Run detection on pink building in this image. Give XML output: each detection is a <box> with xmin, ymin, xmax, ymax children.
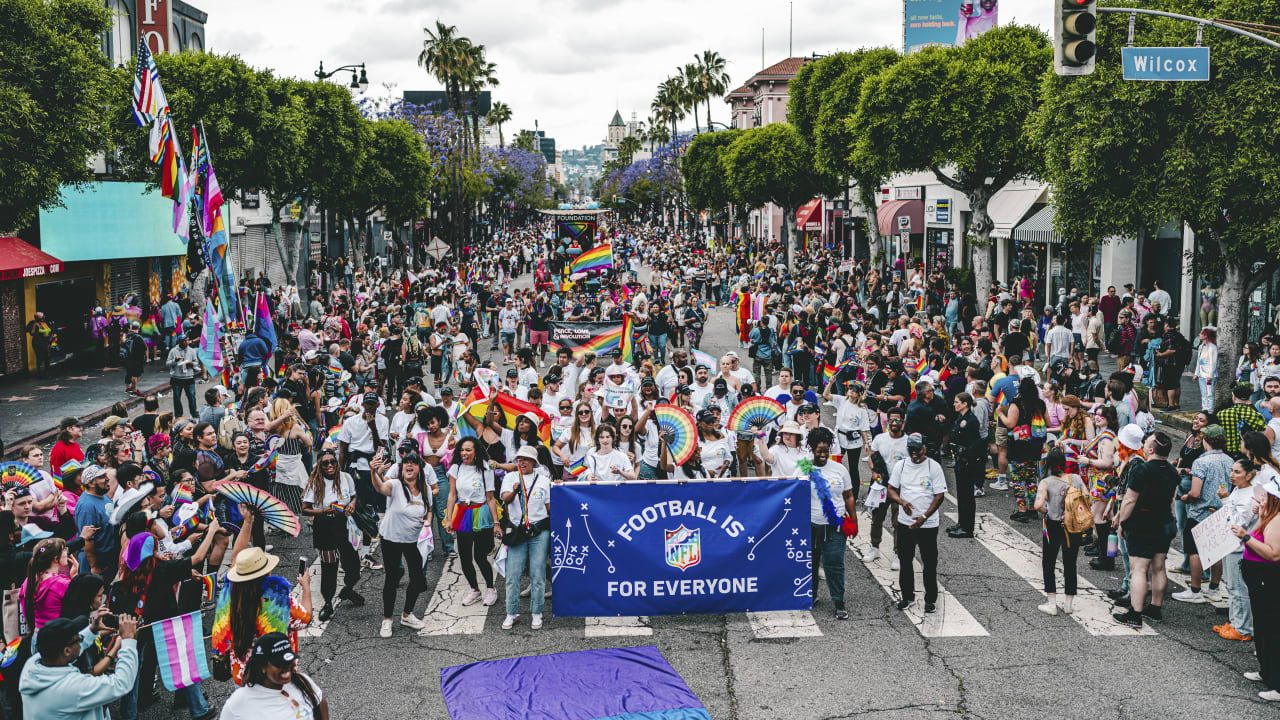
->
<box><xmin>724</xmin><ymin>58</ymin><xmax>811</xmax><ymax>243</ymax></box>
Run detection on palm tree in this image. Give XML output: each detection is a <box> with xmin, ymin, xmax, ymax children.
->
<box><xmin>487</xmin><ymin>101</ymin><xmax>512</xmax><ymax>148</ymax></box>
<box><xmin>697</xmin><ymin>50</ymin><xmax>731</xmax><ymax>130</ymax></box>
<box><xmin>653</xmin><ymin>77</ymin><xmax>685</xmax><ymax>138</ymax></box>
<box><xmin>617</xmin><ymin>135</ymin><xmax>642</xmax><ymax>165</ymax></box>
<box><xmin>418</xmin><ymin>21</ymin><xmax>469</xmax><ymax>120</ymax></box>
<box><xmin>465</xmin><ymin>48</ymin><xmax>499</xmax><ymax>149</ymax></box>
<box><xmin>645</xmin><ymin>112</ymin><xmax>666</xmax><ymax>151</ymax></box>
<box><xmin>682</xmin><ymin>63</ymin><xmax>703</xmax><ymax>134</ymax></box>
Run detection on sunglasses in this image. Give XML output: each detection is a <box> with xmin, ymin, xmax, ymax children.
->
<box><xmin>320</xmin><ymin>458</ymin><xmax>337</xmax><ymax>465</ymax></box>
<box><xmin>577</xmin><ymin>410</ymin><xmax>592</xmax><ymax>415</ymax></box>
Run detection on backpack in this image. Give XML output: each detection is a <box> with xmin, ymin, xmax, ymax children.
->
<box><xmin>217</xmin><ymin>411</ymin><xmax>244</xmax><ymax>451</ymax></box>
<box><xmin>1062</xmin><ymin>474</ymin><xmax>1094</xmax><ymax>535</ymax></box>
<box><xmin>1106</xmin><ymin>327</ymin><xmax>1124</xmax><ymax>355</ymax></box>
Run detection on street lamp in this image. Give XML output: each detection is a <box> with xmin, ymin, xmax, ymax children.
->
<box><xmin>315</xmin><ymin>61</ymin><xmax>369</xmax><ymax>93</ymax></box>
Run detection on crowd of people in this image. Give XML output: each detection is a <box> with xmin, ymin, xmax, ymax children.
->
<box><xmin>3</xmin><ymin>218</ymin><xmax>1279</xmax><ymax>718</ymax></box>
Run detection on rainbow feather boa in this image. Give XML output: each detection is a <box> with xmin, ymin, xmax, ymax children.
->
<box><xmin>797</xmin><ymin>458</ymin><xmax>858</xmax><ymax>537</ymax></box>
<box><xmin>211</xmin><ymin>573</ymin><xmax>292</xmax><ymax>656</ymax></box>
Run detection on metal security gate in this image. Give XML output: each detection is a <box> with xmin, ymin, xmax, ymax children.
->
<box><xmin>109</xmin><ymin>259</ymin><xmax>145</xmax><ymax>309</ymax></box>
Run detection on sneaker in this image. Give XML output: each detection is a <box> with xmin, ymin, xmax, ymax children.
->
<box><xmin>379</xmin><ymin>619</ymin><xmax>393</xmax><ymax>638</ymax></box>
<box><xmin>502</xmin><ymin>614</ymin><xmax>517</xmax><ymax>630</ymax></box>
<box><xmin>863</xmin><ymin>547</ymin><xmax>880</xmax><ymax>563</ymax></box>
<box><xmin>1061</xmin><ymin>597</ymin><xmax>1075</xmax><ymax>614</ymax></box>
<box><xmin>339</xmin><ymin>588</ymin><xmax>365</xmax><ymax>607</ymax></box>
<box><xmin>461</xmin><ymin>589</ymin><xmax>483</xmax><ymax>606</ymax></box>
<box><xmin>1084</xmin><ymin>544</ymin><xmax>1101</xmax><ymax>557</ymax></box>
<box><xmin>1111</xmin><ymin>595</ymin><xmax>1131</xmax><ymax>608</ymax></box>
<box><xmin>1112</xmin><ymin>609</ymin><xmax>1143</xmax><ymax>628</ymax></box>
<box><xmin>318</xmin><ymin>603</ymin><xmax>335</xmax><ymax>622</ymax></box>
<box><xmin>483</xmin><ymin>587</ymin><xmax>498</xmax><ymax>606</ymax></box>
<box><xmin>1107</xmin><ymin>588</ymin><xmax>1128</xmax><ymax>600</ymax></box>
<box><xmin>924</xmin><ymin>602</ymin><xmax>937</xmax><ymax>614</ymax></box>
<box><xmin>1172</xmin><ymin>588</ymin><xmax>1207</xmax><ymax>604</ymax></box>
<box><xmin>890</xmin><ymin>556</ymin><xmax>900</xmax><ymax>571</ymax></box>
<box><xmin>1037</xmin><ymin>602</ymin><xmax>1058</xmax><ymax>616</ymax></box>
<box><xmin>448</xmin><ymin>549</ymin><xmax>458</xmax><ymax>558</ymax></box>
<box><xmin>1202</xmin><ymin>586</ymin><xmax>1223</xmax><ymax>602</ymax></box>
<box><xmin>1141</xmin><ymin>605</ymin><xmax>1163</xmax><ymax>624</ymax></box>
<box><xmin>520</xmin><ymin>586</ymin><xmax>531</xmax><ymax>598</ymax></box>
<box><xmin>1260</xmin><ymin>690</ymin><xmax>1280</xmax><ymax>702</ymax></box>
<box><xmin>1089</xmin><ymin>557</ymin><xmax>1116</xmax><ymax>571</ymax></box>
<box><xmin>1244</xmin><ymin>671</ymin><xmax>1264</xmax><ymax>682</ymax></box>
<box><xmin>989</xmin><ymin>480</ymin><xmax>1009</xmax><ymax>491</ymax></box>
<box><xmin>834</xmin><ymin>609</ymin><xmax>849</xmax><ymax>620</ymax></box>
<box><xmin>973</xmin><ymin>488</ymin><xmax>985</xmax><ymax>497</ymax></box>
<box><xmin>818</xmin><ymin>568</ymin><xmax>826</xmax><ymax>580</ymax></box>
<box><xmin>895</xmin><ymin>598</ymin><xmax>914</xmax><ymax>611</ymax></box>
<box><xmin>1010</xmin><ymin>511</ymin><xmax>1032</xmax><ymax>523</ymax></box>
<box><xmin>400</xmin><ymin>614</ymin><xmax>425</xmax><ymax>630</ymax></box>
<box><xmin>947</xmin><ymin>528</ymin><xmax>974</xmax><ymax>539</ymax></box>
<box><xmin>264</xmin><ymin>544</ymin><xmax>274</xmax><ymax>552</ymax></box>
<box><xmin>362</xmin><ymin>558</ymin><xmax>384</xmax><ymax>570</ymax></box>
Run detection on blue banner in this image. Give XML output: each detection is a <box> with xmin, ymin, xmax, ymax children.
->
<box><xmin>904</xmin><ymin>0</ymin><xmax>998</xmax><ymax>55</ymax></box>
<box><xmin>550</xmin><ymin>479</ymin><xmax>812</xmax><ymax>618</ymax></box>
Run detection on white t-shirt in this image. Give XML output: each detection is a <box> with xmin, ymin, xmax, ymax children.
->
<box><xmin>764</xmin><ymin>384</ymin><xmax>789</xmax><ymax>402</ymax></box>
<box><xmin>808</xmin><ymin>460</ymin><xmax>852</xmax><ymax>525</ymax></box>
<box><xmin>337</xmin><ymin>413</ymin><xmax>391</xmax><ymax>471</ymax></box>
<box><xmin>498</xmin><ymin>308</ymin><xmax>521</xmax><ymax>333</ymax></box>
<box><xmin>390</xmin><ymin>410</ymin><xmax>416</xmax><ymax>442</ymax></box>
<box><xmin>586</xmin><ymin>449</ymin><xmax>633</xmax><ymax>483</ymax></box>
<box><xmin>502</xmin><ymin>468</ymin><xmax>552</xmax><ymax>524</ymax></box>
<box><xmin>448</xmin><ymin>464</ymin><xmax>496</xmax><ymax>504</ymax></box>
<box><xmin>730</xmin><ymin>366</ymin><xmax>755</xmax><ymax>387</ymax></box>
<box><xmin>830</xmin><ymin>397</ymin><xmax>871</xmax><ymax>450</ymax></box>
<box><xmin>1045</xmin><ymin>325</ymin><xmax>1073</xmax><ymax>358</ymax></box>
<box><xmin>301</xmin><ymin>472</ymin><xmax>357</xmax><ymax>509</ymax></box>
<box><xmin>656</xmin><ymin>364</ymin><xmax>685</xmax><ymax>398</ymax></box>
<box><xmin>517</xmin><ymin>366</ymin><xmax>539</xmax><ymax>389</ymax></box>
<box><xmin>379</xmin><ymin>478</ymin><xmax>431</xmax><ymax>543</ymax></box>
<box><xmin>700</xmin><ymin>435</ymin><xmax>735</xmax><ymax>476</ymax></box>
<box><xmin>889</xmin><ymin>458</ymin><xmax>947</xmax><ymax>529</ymax></box>
<box><xmin>768</xmin><ymin>443</ymin><xmax>810</xmax><ymax>478</ymax></box>
<box><xmin>1268</xmin><ymin>418</ymin><xmax>1280</xmax><ymax>461</ymax></box>
<box><xmin>219</xmin><ymin>673</ymin><xmax>324</xmax><ymax>720</ymax></box>
<box><xmin>868</xmin><ymin>432</ymin><xmax>910</xmax><ymax>476</ymax></box>
<box><xmin>689</xmin><ymin>381</ymin><xmax>713</xmax><ymax>409</ymax></box>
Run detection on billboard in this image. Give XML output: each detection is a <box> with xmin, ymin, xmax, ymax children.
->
<box><xmin>904</xmin><ymin>0</ymin><xmax>998</xmax><ymax>55</ymax></box>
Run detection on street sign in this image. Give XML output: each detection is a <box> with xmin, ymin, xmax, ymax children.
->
<box><xmin>898</xmin><ymin>216</ymin><xmax>912</xmax><ymax>231</ymax></box>
<box><xmin>382</xmin><ymin>230</ymin><xmax>392</xmax><ymax>241</ymax></box>
<box><xmin>1122</xmin><ymin>46</ymin><xmax>1210</xmax><ymax>81</ymax></box>
<box><xmin>899</xmin><ymin>230</ymin><xmax>911</xmax><ymax>254</ymax></box>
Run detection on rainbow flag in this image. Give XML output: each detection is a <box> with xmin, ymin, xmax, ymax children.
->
<box><xmin>569</xmin><ymin>244</ymin><xmax>613</xmax><ymax>273</ymax></box>
<box><xmin>327</xmin><ymin>357</ymin><xmax>344</xmax><ymax>374</ymax></box>
<box><xmin>911</xmin><ymin>356</ymin><xmax>929</xmax><ymax>376</ymax></box>
<box><xmin>464</xmin><ymin>392</ymin><xmax>552</xmax><ymax>447</ymax></box>
<box><xmin>250</xmin><ymin>447</ymin><xmax>279</xmax><ymax>472</ymax></box>
<box><xmin>171</xmin><ymin>483</ymin><xmax>195</xmax><ymax>504</ymax></box>
<box><xmin>170</xmin><ymin>512</ymin><xmax>201</xmax><ymax>541</ymax></box>
<box><xmin>567</xmin><ymin>457</ymin><xmax>588</xmax><ymax>478</ymax></box>
<box><xmin>325</xmin><ymin>426</ymin><xmax>341</xmax><ymax>444</ymax></box>
<box><xmin>993</xmin><ymin>388</ymin><xmax>1009</xmax><ymax>406</ymax></box>
<box><xmin>200</xmin><ymin>574</ymin><xmax>216</xmax><ymax>602</ymax></box>
<box><xmin>252</xmin><ymin>292</ymin><xmax>276</xmax><ymax>351</ymax></box>
<box><xmin>915</xmin><ymin>295</ymin><xmax>925</xmax><ymax>311</ymax></box>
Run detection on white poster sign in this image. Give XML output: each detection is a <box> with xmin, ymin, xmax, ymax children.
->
<box><xmin>1191</xmin><ymin>509</ymin><xmax>1243</xmax><ymax>569</ymax></box>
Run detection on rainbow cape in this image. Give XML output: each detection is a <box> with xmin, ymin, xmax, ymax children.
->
<box><xmin>212</xmin><ymin>573</ymin><xmax>291</xmax><ymax>657</ymax></box>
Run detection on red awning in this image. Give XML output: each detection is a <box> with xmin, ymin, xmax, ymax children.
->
<box><xmin>796</xmin><ymin>199</ymin><xmax>823</xmax><ymax>231</ymax></box>
<box><xmin>0</xmin><ymin>237</ymin><xmax>64</xmax><ymax>282</ymax></box>
<box><xmin>876</xmin><ymin>199</ymin><xmax>925</xmax><ymax>236</ymax></box>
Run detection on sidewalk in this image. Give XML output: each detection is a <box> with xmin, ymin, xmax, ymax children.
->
<box><xmin>1092</xmin><ymin>351</ymin><xmax>1199</xmax><ymax>432</ymax></box>
<box><xmin>0</xmin><ymin>361</ymin><xmax>205</xmax><ymax>455</ymax></box>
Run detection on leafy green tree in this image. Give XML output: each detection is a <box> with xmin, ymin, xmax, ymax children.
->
<box><xmin>682</xmin><ymin>129</ymin><xmax>741</xmax><ymax>231</ymax></box>
<box><xmin>362</xmin><ymin>119</ymin><xmax>433</xmax><ymax>233</ymax></box>
<box><xmin>298</xmin><ymin>79</ymin><xmax>369</xmax><ymax>283</ymax></box>
<box><xmin>791</xmin><ymin>49</ymin><xmax>900</xmax><ymax>262</ymax></box>
<box><xmin>722</xmin><ymin>124</ymin><xmax>839</xmax><ymax>269</ymax></box>
<box><xmin>0</xmin><ymin>0</ymin><xmax>114</xmax><ymax>231</ymax></box>
<box><xmin>1032</xmin><ymin>0</ymin><xmax>1280</xmax><ymax>404</ymax></box>
<box><xmin>853</xmin><ymin>25</ymin><xmax>1050</xmax><ymax>293</ymax></box>
<box><xmin>255</xmin><ymin>75</ymin><xmax>309</xmax><ymax>282</ymax></box>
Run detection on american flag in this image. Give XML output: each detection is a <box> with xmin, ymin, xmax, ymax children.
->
<box><xmin>131</xmin><ymin>38</ymin><xmax>168</xmax><ymax>127</ymax></box>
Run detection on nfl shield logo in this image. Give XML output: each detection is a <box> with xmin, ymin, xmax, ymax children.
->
<box><xmin>664</xmin><ymin>525</ymin><xmax>701</xmax><ymax>571</ymax></box>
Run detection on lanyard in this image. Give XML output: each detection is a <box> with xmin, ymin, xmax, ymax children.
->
<box><xmin>515</xmin><ymin>470</ymin><xmax>532</xmax><ymax>528</ymax></box>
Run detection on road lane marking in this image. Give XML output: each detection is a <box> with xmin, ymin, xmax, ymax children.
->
<box><xmin>948</xmin><ymin>512</ymin><xmax>1156</xmax><ymax>636</ymax></box>
<box><xmin>584</xmin><ymin>616</ymin><xmax>653</xmax><ymax>637</ymax></box>
<box><xmin>848</xmin><ymin>511</ymin><xmax>989</xmax><ymax>637</ymax></box>
<box><xmin>746</xmin><ymin>610</ymin><xmax>823</xmax><ymax>638</ymax></box>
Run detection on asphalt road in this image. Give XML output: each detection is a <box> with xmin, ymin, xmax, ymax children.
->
<box><xmin>133</xmin><ymin>269</ymin><xmax>1270</xmax><ymax>720</ymax></box>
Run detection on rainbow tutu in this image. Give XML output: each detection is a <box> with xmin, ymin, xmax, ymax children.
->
<box><xmin>450</xmin><ymin>502</ymin><xmax>494</xmax><ymax>533</ymax></box>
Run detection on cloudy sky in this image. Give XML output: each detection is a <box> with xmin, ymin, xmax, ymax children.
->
<box><xmin>208</xmin><ymin>0</ymin><xmax>1053</xmax><ymax>150</ymax></box>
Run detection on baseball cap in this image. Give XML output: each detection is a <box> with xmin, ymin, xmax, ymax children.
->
<box><xmin>102</xmin><ymin>416</ymin><xmax>125</xmax><ymax>432</ymax></box>
<box><xmin>676</xmin><ymin>384</ymin><xmax>693</xmax><ymax>395</ymax></box>
<box><xmin>253</xmin><ymin>632</ymin><xmax>296</xmax><ymax>667</ymax></box>
<box><xmin>696</xmin><ymin>408</ymin><xmax>718</xmax><ymax>424</ymax></box>
<box><xmin>1201</xmin><ymin>424</ymin><xmax>1225</xmax><ymax>440</ymax></box>
<box><xmin>1117</xmin><ymin>424</ymin><xmax>1145</xmax><ymax>450</ymax></box>
<box><xmin>362</xmin><ymin>391</ymin><xmax>380</xmax><ymax>405</ymax></box>
<box><xmin>303</xmin><ymin>350</ymin><xmax>319</xmax><ymax>361</ymax></box>
<box><xmin>36</xmin><ymin>616</ymin><xmax>89</xmax><ymax>660</ymax></box>
<box><xmin>906</xmin><ymin>433</ymin><xmax>925</xmax><ymax>449</ymax></box>
<box><xmin>439</xmin><ymin>387</ymin><xmax>454</xmax><ymax>396</ymax></box>
<box><xmin>506</xmin><ymin>368</ymin><xmax>519</xmax><ymax>378</ymax></box>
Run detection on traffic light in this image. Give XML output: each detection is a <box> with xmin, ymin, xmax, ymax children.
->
<box><xmin>1054</xmin><ymin>0</ymin><xmax>1097</xmax><ymax>76</ymax></box>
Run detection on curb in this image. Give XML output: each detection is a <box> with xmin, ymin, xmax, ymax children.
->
<box><xmin>4</xmin><ymin>379</ymin><xmax>174</xmax><ymax>458</ymax></box>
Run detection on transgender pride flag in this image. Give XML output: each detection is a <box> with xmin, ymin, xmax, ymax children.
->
<box><xmin>153</xmin><ymin>610</ymin><xmax>210</xmax><ymax>691</ymax></box>
<box><xmin>441</xmin><ymin>646</ymin><xmax>710</xmax><ymax>719</ymax></box>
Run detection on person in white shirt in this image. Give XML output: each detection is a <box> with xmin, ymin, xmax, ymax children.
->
<box><xmin>866</xmin><ymin>408</ymin><xmax>910</xmax><ymax>565</ymax></box>
<box><xmin>1044</xmin><ymin>314</ymin><xmax>1074</xmax><ymax>364</ymax></box>
<box><xmin>500</xmin><ymin>446</ymin><xmax>553</xmax><ymax>630</ymax></box>
<box><xmin>369</xmin><ymin>453</ymin><xmax>435</xmax><ymax>637</ymax></box>
<box><xmin>655</xmin><ymin>350</ymin><xmax>690</xmax><ymax>399</ymax></box>
<box><xmin>219</xmin><ymin>633</ymin><xmax>328</xmax><ymax>720</ymax></box>
<box><xmin>695</xmin><ymin>409</ymin><xmax>735</xmax><ymax>477</ymax></box>
<box><xmin>756</xmin><ymin>420</ymin><xmax>810</xmax><ymax>477</ymax></box>
<box><xmin>337</xmin><ymin>392</ymin><xmax>392</xmax><ymax>516</ymax></box>
<box><xmin>585</xmin><ymin>424</ymin><xmax>638</xmax><ymax>482</ymax></box>
<box><xmin>806</xmin><ymin>428</ymin><xmax>856</xmax><ymax>619</ymax></box>
<box><xmin>722</xmin><ymin>352</ymin><xmax>755</xmax><ymax>388</ymax></box>
<box><xmin>764</xmin><ymin>368</ymin><xmax>794</xmax><ymax>402</ymax></box>
<box><xmin>689</xmin><ymin>364</ymin><xmax>714</xmax><ymax>409</ymax></box>
<box><xmin>388</xmin><ymin>392</ymin><xmax>418</xmax><ymax>446</ymax></box>
<box><xmin>514</xmin><ymin>349</ymin><xmax>540</xmax><ymax>390</ymax></box>
<box><xmin>1148</xmin><ymin>280</ymin><xmax>1172</xmax><ymax>317</ymax></box>
<box><xmin>825</xmin><ymin>380</ymin><xmax>872</xmax><ymax>487</ymax></box>
<box><xmin>887</xmin><ymin>434</ymin><xmax>947</xmax><ymax>613</ymax></box>
<box><xmin>446</xmin><ymin>437</ymin><xmax>501</xmax><ymax>607</ymax></box>
<box><xmin>301</xmin><ymin>449</ymin><xmax>362</xmax><ymax>621</ymax></box>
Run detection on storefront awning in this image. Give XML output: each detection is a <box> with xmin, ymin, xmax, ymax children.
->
<box><xmin>1013</xmin><ymin>204</ymin><xmax>1061</xmax><ymax>245</ymax></box>
<box><xmin>876</xmin><ymin>199</ymin><xmax>924</xmax><ymax>236</ymax></box>
<box><xmin>796</xmin><ymin>199</ymin><xmax>823</xmax><ymax>231</ymax></box>
<box><xmin>0</xmin><ymin>237</ymin><xmax>64</xmax><ymax>281</ymax></box>
<box><xmin>988</xmin><ymin>185</ymin><xmax>1047</xmax><ymax>239</ymax></box>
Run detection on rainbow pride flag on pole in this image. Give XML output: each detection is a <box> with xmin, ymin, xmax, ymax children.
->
<box><xmin>569</xmin><ymin>244</ymin><xmax>613</xmax><ymax>273</ymax></box>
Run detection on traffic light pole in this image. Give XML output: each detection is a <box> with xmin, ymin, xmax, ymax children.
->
<box><xmin>1098</xmin><ymin>7</ymin><xmax>1280</xmax><ymax>50</ymax></box>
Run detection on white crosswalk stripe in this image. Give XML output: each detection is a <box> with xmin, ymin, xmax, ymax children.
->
<box><xmin>746</xmin><ymin>610</ymin><xmax>824</xmax><ymax>638</ymax></box>
<box><xmin>947</xmin><ymin>512</ymin><xmax>1156</xmax><ymax>636</ymax></box>
<box><xmin>847</xmin><ymin>511</ymin><xmax>990</xmax><ymax>637</ymax></box>
<box><xmin>584</xmin><ymin>616</ymin><xmax>653</xmax><ymax>637</ymax></box>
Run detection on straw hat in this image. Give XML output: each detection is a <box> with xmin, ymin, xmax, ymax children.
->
<box><xmin>227</xmin><ymin>547</ymin><xmax>281</xmax><ymax>582</ymax></box>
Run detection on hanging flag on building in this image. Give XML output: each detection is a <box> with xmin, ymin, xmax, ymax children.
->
<box><xmin>131</xmin><ymin>37</ymin><xmax>168</xmax><ymax>127</ymax></box>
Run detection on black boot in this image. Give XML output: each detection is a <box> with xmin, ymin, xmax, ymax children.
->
<box><xmin>1089</xmin><ymin>556</ymin><xmax>1115</xmax><ymax>571</ymax></box>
